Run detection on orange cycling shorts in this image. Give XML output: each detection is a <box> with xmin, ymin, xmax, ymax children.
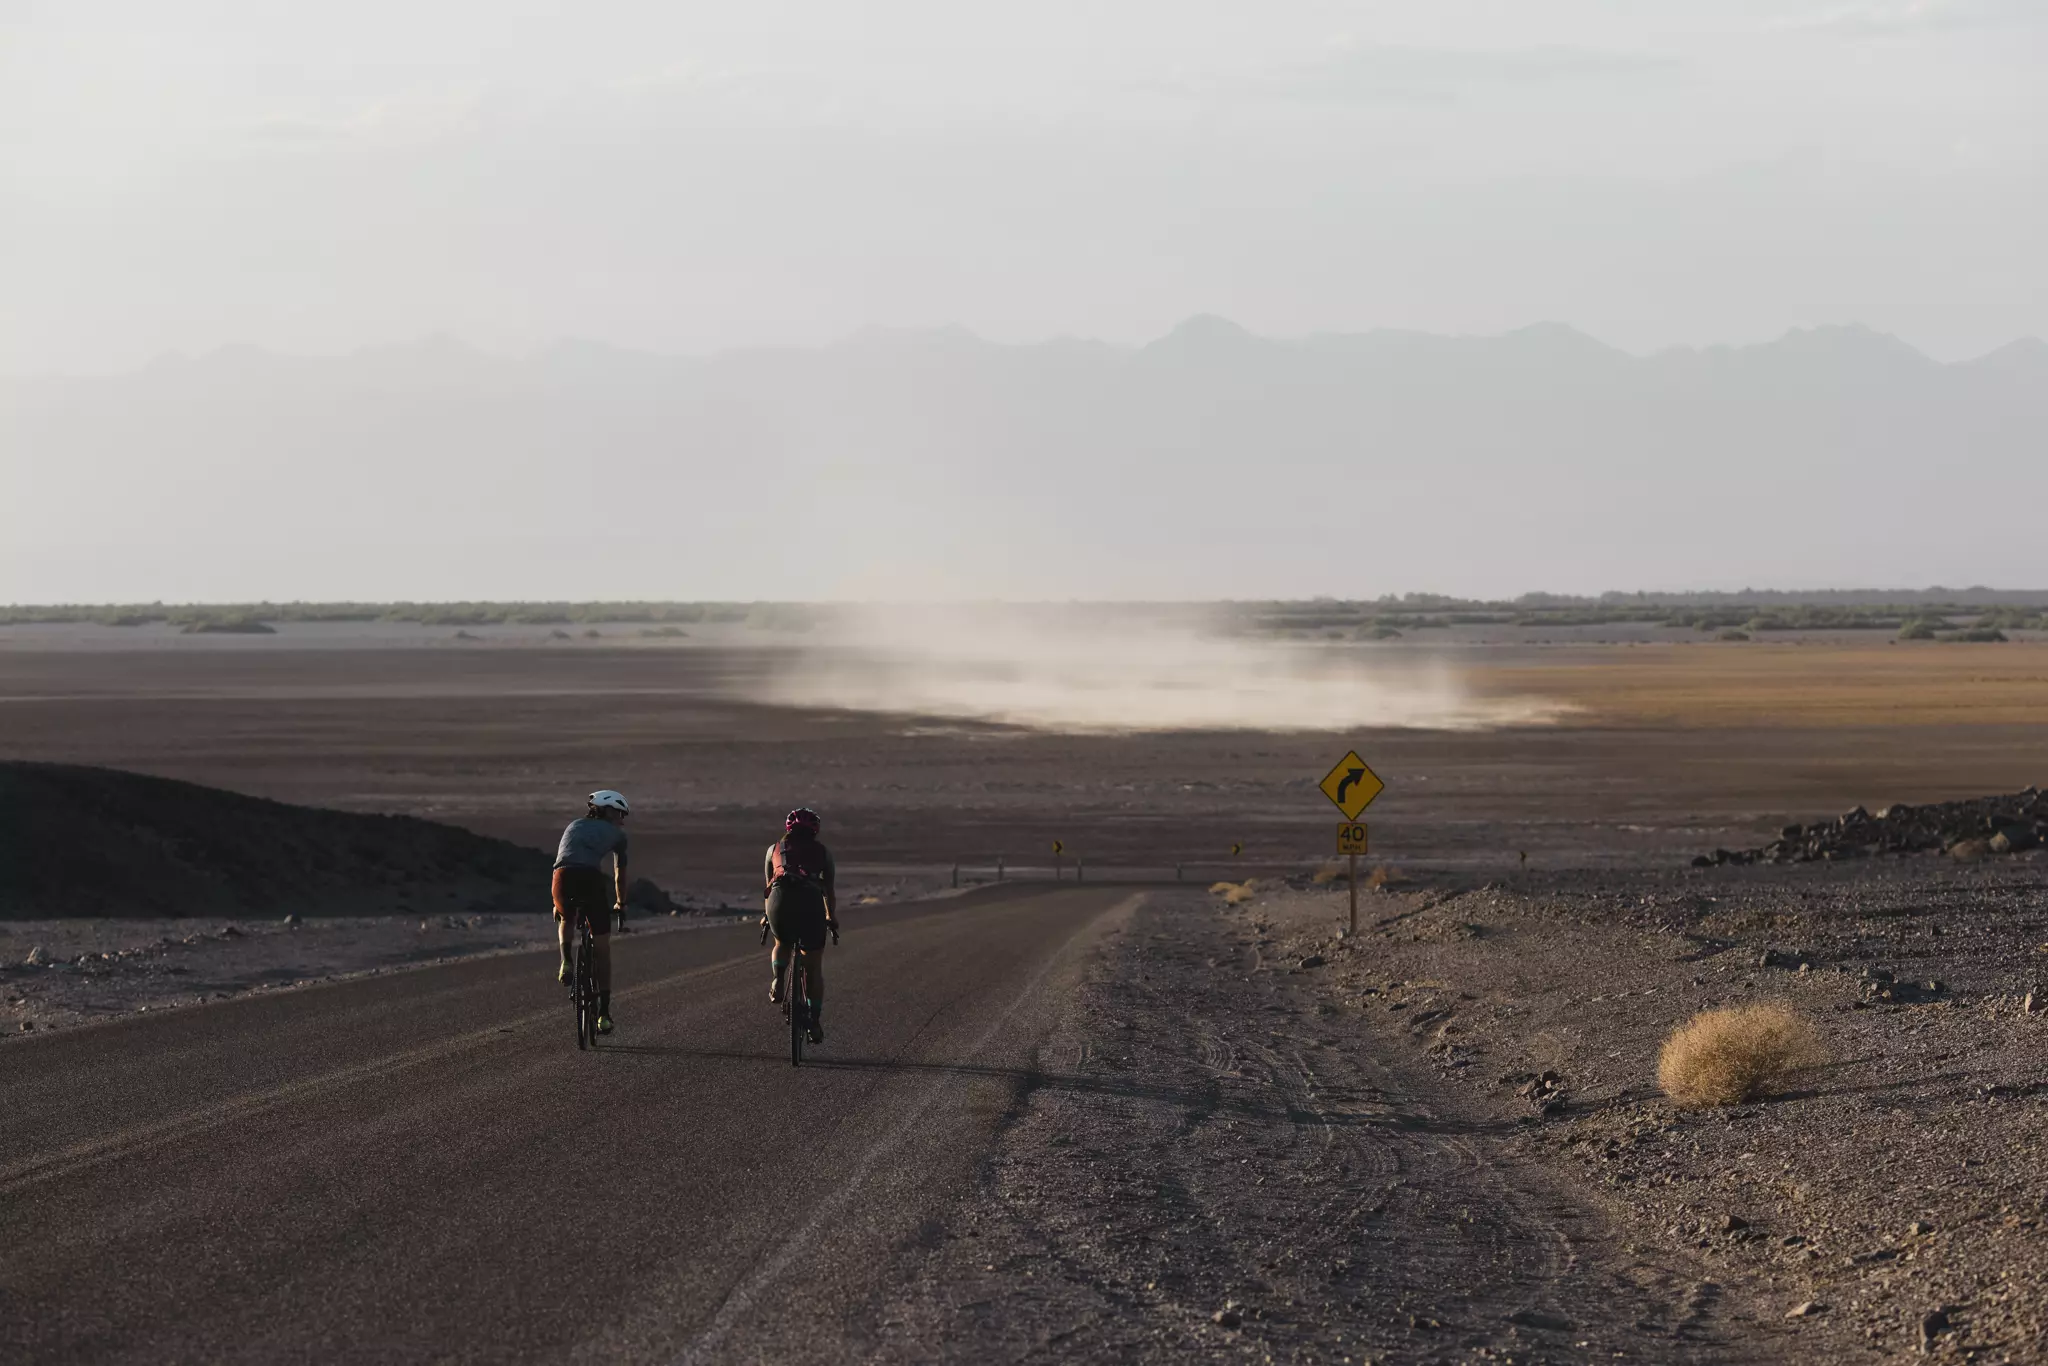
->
<box><xmin>551</xmin><ymin>866</ymin><xmax>613</xmax><ymax>933</ymax></box>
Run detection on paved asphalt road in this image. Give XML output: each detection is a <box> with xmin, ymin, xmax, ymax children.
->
<box><xmin>0</xmin><ymin>885</ymin><xmax>1135</xmax><ymax>1364</ymax></box>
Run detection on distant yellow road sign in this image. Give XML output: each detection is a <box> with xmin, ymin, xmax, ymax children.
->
<box><xmin>1229</xmin><ymin>842</ymin><xmax>1242</xmax><ymax>857</ymax></box>
<box><xmin>1319</xmin><ymin>751</ymin><xmax>1385</xmax><ymax>820</ymax></box>
<box><xmin>1337</xmin><ymin>822</ymin><xmax>1369</xmax><ymax>855</ymax></box>
<box><xmin>1052</xmin><ymin>840</ymin><xmax>1064</xmax><ymax>855</ymax></box>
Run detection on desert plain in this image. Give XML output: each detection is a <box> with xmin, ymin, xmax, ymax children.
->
<box><xmin>4</xmin><ymin>617</ymin><xmax>2047</xmax><ymax>1362</ymax></box>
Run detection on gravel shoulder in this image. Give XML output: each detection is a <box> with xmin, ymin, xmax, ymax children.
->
<box><xmin>1224</xmin><ymin>856</ymin><xmax>2048</xmax><ymax>1362</ymax></box>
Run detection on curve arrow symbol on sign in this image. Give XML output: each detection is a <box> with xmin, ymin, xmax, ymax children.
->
<box><xmin>1335</xmin><ymin>768</ymin><xmax>1366</xmax><ymax>804</ymax></box>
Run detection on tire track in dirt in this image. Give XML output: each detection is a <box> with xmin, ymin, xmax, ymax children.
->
<box><xmin>864</xmin><ymin>892</ymin><xmax>1780</xmax><ymax>1363</ymax></box>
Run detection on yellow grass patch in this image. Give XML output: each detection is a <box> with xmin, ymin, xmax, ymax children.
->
<box><xmin>1313</xmin><ymin>863</ymin><xmax>1394</xmax><ymax>888</ymax></box>
<box><xmin>1657</xmin><ymin>1003</ymin><xmax>1825</xmax><ymax>1108</ymax></box>
<box><xmin>1477</xmin><ymin>643</ymin><xmax>2048</xmax><ymax>728</ymax></box>
<box><xmin>1208</xmin><ymin>880</ymin><xmax>1257</xmax><ymax>905</ymax></box>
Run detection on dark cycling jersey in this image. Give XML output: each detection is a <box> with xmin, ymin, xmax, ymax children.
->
<box><xmin>763</xmin><ymin>835</ymin><xmax>835</xmax><ymax>895</ymax></box>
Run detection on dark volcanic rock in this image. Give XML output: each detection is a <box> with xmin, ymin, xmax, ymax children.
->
<box><xmin>0</xmin><ymin>761</ymin><xmax>551</xmax><ymax>918</ymax></box>
<box><xmin>1693</xmin><ymin>788</ymin><xmax>2046</xmax><ymax>867</ymax></box>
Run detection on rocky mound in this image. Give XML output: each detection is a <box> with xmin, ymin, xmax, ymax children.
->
<box><xmin>0</xmin><ymin>762</ymin><xmax>551</xmax><ymax>918</ymax></box>
<box><xmin>1694</xmin><ymin>787</ymin><xmax>2046</xmax><ymax>867</ymax></box>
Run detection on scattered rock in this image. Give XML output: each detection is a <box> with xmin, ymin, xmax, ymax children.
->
<box><xmin>1211</xmin><ymin>1306</ymin><xmax>1242</xmax><ymax>1329</ymax></box>
<box><xmin>24</xmin><ymin>945</ymin><xmax>47</xmax><ymax>966</ymax></box>
<box><xmin>19</xmin><ymin>1021</ymin><xmax>34</xmax><ymax>1032</ymax></box>
<box><xmin>1920</xmin><ymin>1308</ymin><xmax>1951</xmax><ymax>1351</ymax></box>
<box><xmin>220</xmin><ymin>926</ymin><xmax>244</xmax><ymax>939</ymax></box>
<box><xmin>1515</xmin><ymin>1070</ymin><xmax>1569</xmax><ymax>1117</ymax></box>
<box><xmin>1859</xmin><ymin>968</ymin><xmax>1947</xmax><ymax>1005</ymax></box>
<box><xmin>1298</xmin><ymin>954</ymin><xmax>1325</xmax><ymax>970</ymax></box>
<box><xmin>1908</xmin><ymin>1220</ymin><xmax>1935</xmax><ymax>1236</ymax></box>
<box><xmin>1785</xmin><ymin>1300</ymin><xmax>1827</xmax><ymax>1319</ymax></box>
<box><xmin>1507</xmin><ymin>1308</ymin><xmax>1574</xmax><ymax>1331</ymax></box>
<box><xmin>1720</xmin><ymin>1214</ymin><xmax>1750</xmax><ymax>1234</ymax></box>
<box><xmin>283</xmin><ymin>914</ymin><xmax>299</xmax><ymax>927</ymax></box>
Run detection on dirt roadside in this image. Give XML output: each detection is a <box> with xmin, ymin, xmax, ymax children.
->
<box><xmin>1202</xmin><ymin>859</ymin><xmax>2048</xmax><ymax>1362</ymax></box>
<box><xmin>860</xmin><ymin>890</ymin><xmax>1789</xmax><ymax>1364</ymax></box>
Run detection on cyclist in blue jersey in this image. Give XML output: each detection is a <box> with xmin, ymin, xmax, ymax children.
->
<box><xmin>553</xmin><ymin>789</ymin><xmax>630</xmax><ymax>1035</ymax></box>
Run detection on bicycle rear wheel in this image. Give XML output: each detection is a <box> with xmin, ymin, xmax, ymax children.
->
<box><xmin>575</xmin><ymin>930</ymin><xmax>593</xmax><ymax>1050</ymax></box>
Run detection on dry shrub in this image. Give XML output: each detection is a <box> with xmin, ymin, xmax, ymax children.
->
<box><xmin>1365</xmin><ymin>864</ymin><xmax>1393</xmax><ymax>890</ymax></box>
<box><xmin>1311</xmin><ymin>862</ymin><xmax>1348</xmax><ymax>886</ymax></box>
<box><xmin>1657</xmin><ymin>1003</ymin><xmax>1824</xmax><ymax>1108</ymax></box>
<box><xmin>1208</xmin><ymin>880</ymin><xmax>1257</xmax><ymax>905</ymax></box>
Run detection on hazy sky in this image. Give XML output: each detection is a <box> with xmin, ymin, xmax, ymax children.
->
<box><xmin>3</xmin><ymin>0</ymin><xmax>2044</xmax><ymax>374</ymax></box>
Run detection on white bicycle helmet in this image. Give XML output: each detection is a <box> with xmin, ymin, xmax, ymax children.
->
<box><xmin>587</xmin><ymin>789</ymin><xmax>630</xmax><ymax>815</ymax></box>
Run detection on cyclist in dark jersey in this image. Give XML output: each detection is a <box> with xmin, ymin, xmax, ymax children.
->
<box><xmin>553</xmin><ymin>789</ymin><xmax>631</xmax><ymax>1035</ymax></box>
<box><xmin>764</xmin><ymin>807</ymin><xmax>837</xmax><ymax>1044</ymax></box>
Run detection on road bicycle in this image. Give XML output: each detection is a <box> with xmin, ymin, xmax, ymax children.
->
<box><xmin>762</xmin><ymin>916</ymin><xmax>838</xmax><ymax>1067</ymax></box>
<box><xmin>572</xmin><ymin>912</ymin><xmax>601</xmax><ymax>1050</ymax></box>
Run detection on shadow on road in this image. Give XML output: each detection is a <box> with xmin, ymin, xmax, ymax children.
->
<box><xmin>596</xmin><ymin>1043</ymin><xmax>1520</xmax><ymax>1136</ymax></box>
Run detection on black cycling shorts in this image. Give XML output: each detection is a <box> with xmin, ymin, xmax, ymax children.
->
<box><xmin>766</xmin><ymin>880</ymin><xmax>828</xmax><ymax>952</ymax></box>
<box><xmin>552</xmin><ymin>866</ymin><xmax>613</xmax><ymax>935</ymax></box>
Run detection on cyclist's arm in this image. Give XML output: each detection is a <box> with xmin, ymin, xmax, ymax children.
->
<box><xmin>823</xmin><ymin>849</ymin><xmax>838</xmax><ymax>923</ymax></box>
<box><xmin>609</xmin><ymin>825</ymin><xmax>632</xmax><ymax>911</ymax></box>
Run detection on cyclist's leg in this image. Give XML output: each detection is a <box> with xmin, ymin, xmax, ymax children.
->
<box><xmin>551</xmin><ymin>876</ymin><xmax>575</xmax><ymax>981</ymax></box>
<box><xmin>765</xmin><ymin>884</ymin><xmax>793</xmax><ymax>1002</ymax></box>
<box><xmin>777</xmin><ymin>941</ymin><xmax>796</xmax><ymax>997</ymax></box>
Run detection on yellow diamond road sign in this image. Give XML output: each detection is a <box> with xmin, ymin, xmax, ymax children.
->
<box><xmin>1319</xmin><ymin>751</ymin><xmax>1385</xmax><ymax>820</ymax></box>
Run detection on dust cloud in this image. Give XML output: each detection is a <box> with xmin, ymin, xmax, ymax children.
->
<box><xmin>752</xmin><ymin>606</ymin><xmax>1563</xmax><ymax>733</ymax></box>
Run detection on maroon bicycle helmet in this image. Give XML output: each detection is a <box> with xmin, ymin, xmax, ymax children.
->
<box><xmin>785</xmin><ymin>807</ymin><xmax>822</xmax><ymax>836</ymax></box>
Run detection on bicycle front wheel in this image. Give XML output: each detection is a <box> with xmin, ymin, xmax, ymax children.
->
<box><xmin>789</xmin><ymin>962</ymin><xmax>806</xmax><ymax>1067</ymax></box>
<box><xmin>575</xmin><ymin>934</ymin><xmax>593</xmax><ymax>1050</ymax></box>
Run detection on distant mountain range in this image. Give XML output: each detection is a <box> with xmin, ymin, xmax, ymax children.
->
<box><xmin>3</xmin><ymin>320</ymin><xmax>2043</xmax><ymax>599</ymax></box>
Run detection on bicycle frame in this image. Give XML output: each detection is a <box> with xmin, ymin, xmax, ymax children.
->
<box><xmin>762</xmin><ymin>916</ymin><xmax>836</xmax><ymax>1067</ymax></box>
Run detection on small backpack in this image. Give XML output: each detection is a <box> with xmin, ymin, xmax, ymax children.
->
<box><xmin>770</xmin><ymin>835</ymin><xmax>829</xmax><ymax>886</ymax></box>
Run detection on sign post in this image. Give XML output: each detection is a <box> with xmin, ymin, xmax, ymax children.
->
<box><xmin>1337</xmin><ymin>821</ymin><xmax>1371</xmax><ymax>935</ymax></box>
<box><xmin>1320</xmin><ymin>751</ymin><xmax>1386</xmax><ymax>936</ymax></box>
<box><xmin>1052</xmin><ymin>839</ymin><xmax>1064</xmax><ymax>883</ymax></box>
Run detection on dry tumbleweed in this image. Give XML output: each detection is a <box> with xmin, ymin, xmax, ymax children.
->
<box><xmin>1658</xmin><ymin>1003</ymin><xmax>1824</xmax><ymax>1108</ymax></box>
